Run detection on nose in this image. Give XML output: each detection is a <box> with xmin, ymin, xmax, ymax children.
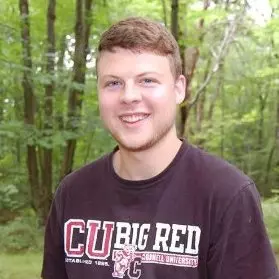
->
<box><xmin>120</xmin><ymin>82</ymin><xmax>142</xmax><ymax>104</ymax></box>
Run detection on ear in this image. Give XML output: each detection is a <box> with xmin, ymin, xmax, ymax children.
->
<box><xmin>175</xmin><ymin>75</ymin><xmax>186</xmax><ymax>104</ymax></box>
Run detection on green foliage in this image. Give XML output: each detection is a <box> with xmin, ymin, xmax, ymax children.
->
<box><xmin>0</xmin><ymin>185</ymin><xmax>20</xmax><ymax>211</ymax></box>
<box><xmin>0</xmin><ymin>214</ymin><xmax>43</xmax><ymax>253</ymax></box>
<box><xmin>263</xmin><ymin>198</ymin><xmax>279</xmax><ymax>253</ymax></box>
<box><xmin>0</xmin><ymin>252</ymin><xmax>42</xmax><ymax>279</ymax></box>
<box><xmin>0</xmin><ymin>0</ymin><xmax>278</xmax><ymax>226</ymax></box>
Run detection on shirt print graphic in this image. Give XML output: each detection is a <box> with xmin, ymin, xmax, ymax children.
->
<box><xmin>112</xmin><ymin>244</ymin><xmax>141</xmax><ymax>278</ymax></box>
<box><xmin>64</xmin><ymin>219</ymin><xmax>201</xmax><ymax>278</ymax></box>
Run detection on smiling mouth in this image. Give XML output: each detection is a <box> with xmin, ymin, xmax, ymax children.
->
<box><xmin>119</xmin><ymin>113</ymin><xmax>150</xmax><ymax>124</ymax></box>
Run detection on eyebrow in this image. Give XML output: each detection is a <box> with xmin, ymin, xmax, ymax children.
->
<box><xmin>100</xmin><ymin>75</ymin><xmax>120</xmax><ymax>80</ymax></box>
<box><xmin>97</xmin><ymin>75</ymin><xmax>120</xmax><ymax>84</ymax></box>
<box><xmin>101</xmin><ymin>72</ymin><xmax>162</xmax><ymax>80</ymax></box>
<box><xmin>136</xmin><ymin>72</ymin><xmax>162</xmax><ymax>77</ymax></box>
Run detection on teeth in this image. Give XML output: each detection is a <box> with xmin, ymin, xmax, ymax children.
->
<box><xmin>120</xmin><ymin>114</ymin><xmax>149</xmax><ymax>123</ymax></box>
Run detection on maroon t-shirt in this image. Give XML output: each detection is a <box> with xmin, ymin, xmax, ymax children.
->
<box><xmin>42</xmin><ymin>141</ymin><xmax>279</xmax><ymax>279</ymax></box>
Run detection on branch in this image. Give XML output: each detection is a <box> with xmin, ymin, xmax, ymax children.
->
<box><xmin>189</xmin><ymin>14</ymin><xmax>242</xmax><ymax>108</ymax></box>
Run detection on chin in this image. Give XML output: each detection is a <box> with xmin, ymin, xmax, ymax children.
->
<box><xmin>109</xmin><ymin>122</ymin><xmax>175</xmax><ymax>152</ymax></box>
<box><xmin>116</xmin><ymin>136</ymin><xmax>157</xmax><ymax>153</ymax></box>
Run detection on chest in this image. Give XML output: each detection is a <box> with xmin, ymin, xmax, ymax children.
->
<box><xmin>62</xmin><ymin>183</ymin><xmax>210</xmax><ymax>279</ymax></box>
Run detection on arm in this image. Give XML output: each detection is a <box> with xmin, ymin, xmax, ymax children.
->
<box><xmin>41</xmin><ymin>186</ymin><xmax>68</xmax><ymax>279</ymax></box>
<box><xmin>207</xmin><ymin>183</ymin><xmax>279</xmax><ymax>279</ymax></box>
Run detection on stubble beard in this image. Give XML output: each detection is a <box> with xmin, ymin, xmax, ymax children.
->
<box><xmin>109</xmin><ymin>116</ymin><xmax>176</xmax><ymax>153</ymax></box>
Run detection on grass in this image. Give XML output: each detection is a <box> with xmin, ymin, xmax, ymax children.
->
<box><xmin>0</xmin><ymin>199</ymin><xmax>278</xmax><ymax>278</ymax></box>
<box><xmin>0</xmin><ymin>252</ymin><xmax>42</xmax><ymax>279</ymax></box>
<box><xmin>1</xmin><ymin>251</ymin><xmax>277</xmax><ymax>279</ymax></box>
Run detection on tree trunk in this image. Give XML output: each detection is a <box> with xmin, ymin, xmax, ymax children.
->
<box><xmin>170</xmin><ymin>0</ymin><xmax>190</xmax><ymax>137</ymax></box>
<box><xmin>13</xmin><ymin>86</ymin><xmax>23</xmax><ymax>165</ymax></box>
<box><xmin>171</xmin><ymin>0</ymin><xmax>179</xmax><ymax>41</ymax></box>
<box><xmin>19</xmin><ymin>0</ymin><xmax>40</xmax><ymax>211</ymax></box>
<box><xmin>41</xmin><ymin>0</ymin><xmax>56</xmax><ymax>223</ymax></box>
<box><xmin>161</xmin><ymin>0</ymin><xmax>168</xmax><ymax>27</ymax></box>
<box><xmin>178</xmin><ymin>47</ymin><xmax>199</xmax><ymax>137</ymax></box>
<box><xmin>176</xmin><ymin>0</ymin><xmax>210</xmax><ymax>137</ymax></box>
<box><xmin>56</xmin><ymin>34</ymin><xmax>67</xmax><ymax>131</ymax></box>
<box><xmin>60</xmin><ymin>0</ymin><xmax>93</xmax><ymax>179</ymax></box>
<box><xmin>84</xmin><ymin>0</ymin><xmax>93</xmax><ymax>63</ymax></box>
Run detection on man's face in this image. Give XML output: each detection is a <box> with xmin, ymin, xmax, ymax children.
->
<box><xmin>97</xmin><ymin>48</ymin><xmax>185</xmax><ymax>152</ymax></box>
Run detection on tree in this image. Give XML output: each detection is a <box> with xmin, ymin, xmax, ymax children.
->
<box><xmin>41</xmin><ymin>0</ymin><xmax>56</xmax><ymax>221</ymax></box>
<box><xmin>60</xmin><ymin>0</ymin><xmax>93</xmax><ymax>179</ymax></box>
<box><xmin>19</xmin><ymin>0</ymin><xmax>40</xmax><ymax>215</ymax></box>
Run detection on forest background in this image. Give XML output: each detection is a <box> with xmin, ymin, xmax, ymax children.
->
<box><xmin>0</xmin><ymin>0</ymin><xmax>278</xmax><ymax>278</ymax></box>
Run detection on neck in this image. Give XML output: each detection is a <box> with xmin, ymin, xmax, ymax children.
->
<box><xmin>113</xmin><ymin>129</ymin><xmax>182</xmax><ymax>181</ymax></box>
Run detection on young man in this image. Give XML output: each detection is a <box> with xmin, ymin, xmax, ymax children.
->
<box><xmin>42</xmin><ymin>17</ymin><xmax>279</xmax><ymax>279</ymax></box>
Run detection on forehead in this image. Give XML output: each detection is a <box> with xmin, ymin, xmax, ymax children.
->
<box><xmin>97</xmin><ymin>48</ymin><xmax>172</xmax><ymax>77</ymax></box>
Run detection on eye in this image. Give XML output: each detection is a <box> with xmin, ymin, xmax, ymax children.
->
<box><xmin>140</xmin><ymin>78</ymin><xmax>157</xmax><ymax>85</ymax></box>
<box><xmin>105</xmin><ymin>80</ymin><xmax>121</xmax><ymax>88</ymax></box>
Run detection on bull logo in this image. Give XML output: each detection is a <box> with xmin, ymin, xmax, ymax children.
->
<box><xmin>112</xmin><ymin>244</ymin><xmax>142</xmax><ymax>279</ymax></box>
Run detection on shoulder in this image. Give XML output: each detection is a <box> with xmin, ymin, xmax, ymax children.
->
<box><xmin>187</xmin><ymin>144</ymin><xmax>251</xmax><ymax>184</ymax></box>
<box><xmin>180</xmin><ymin>143</ymin><xmax>254</xmax><ymax>206</ymax></box>
<box><xmin>56</xmin><ymin>152</ymin><xmax>112</xmax><ymax>199</ymax></box>
<box><xmin>65</xmin><ymin>153</ymin><xmax>110</xmax><ymax>183</ymax></box>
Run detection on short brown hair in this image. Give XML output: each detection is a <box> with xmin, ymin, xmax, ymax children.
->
<box><xmin>96</xmin><ymin>17</ymin><xmax>182</xmax><ymax>79</ymax></box>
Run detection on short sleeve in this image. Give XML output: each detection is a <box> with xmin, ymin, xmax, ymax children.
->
<box><xmin>207</xmin><ymin>183</ymin><xmax>279</xmax><ymax>279</ymax></box>
<box><xmin>41</xmin><ymin>185</ymin><xmax>68</xmax><ymax>279</ymax></box>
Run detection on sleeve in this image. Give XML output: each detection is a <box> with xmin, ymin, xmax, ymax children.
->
<box><xmin>207</xmin><ymin>182</ymin><xmax>279</xmax><ymax>279</ymax></box>
<box><xmin>41</xmin><ymin>185</ymin><xmax>68</xmax><ymax>279</ymax></box>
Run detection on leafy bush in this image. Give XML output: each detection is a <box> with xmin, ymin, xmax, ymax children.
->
<box><xmin>0</xmin><ymin>184</ymin><xmax>20</xmax><ymax>211</ymax></box>
<box><xmin>0</xmin><ymin>213</ymin><xmax>43</xmax><ymax>253</ymax></box>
